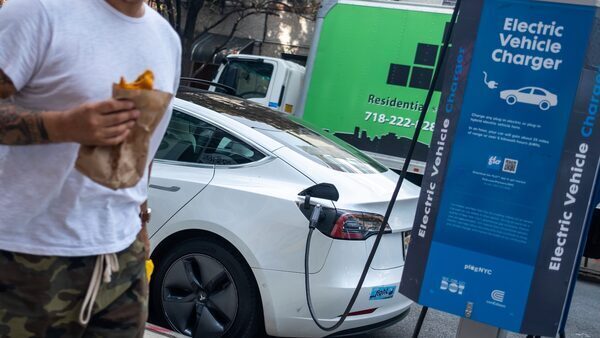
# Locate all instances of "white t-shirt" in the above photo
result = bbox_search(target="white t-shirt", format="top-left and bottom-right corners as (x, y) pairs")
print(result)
(0, 0), (181, 256)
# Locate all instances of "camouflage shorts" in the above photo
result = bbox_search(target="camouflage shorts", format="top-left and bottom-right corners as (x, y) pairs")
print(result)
(0, 233), (148, 338)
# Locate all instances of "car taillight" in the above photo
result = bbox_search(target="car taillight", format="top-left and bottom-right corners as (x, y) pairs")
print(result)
(330, 210), (391, 240)
(296, 203), (392, 241)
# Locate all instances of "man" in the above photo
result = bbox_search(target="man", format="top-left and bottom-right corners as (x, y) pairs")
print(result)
(0, 0), (181, 336)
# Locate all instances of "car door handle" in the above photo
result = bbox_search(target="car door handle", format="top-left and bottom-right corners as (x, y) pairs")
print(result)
(150, 184), (181, 192)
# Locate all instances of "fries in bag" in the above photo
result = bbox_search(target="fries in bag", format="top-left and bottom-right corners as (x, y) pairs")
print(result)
(76, 70), (173, 189)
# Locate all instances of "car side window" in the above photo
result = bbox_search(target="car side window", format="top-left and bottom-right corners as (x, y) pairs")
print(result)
(532, 89), (546, 96)
(155, 111), (214, 163)
(199, 128), (265, 166)
(519, 88), (532, 94)
(156, 110), (265, 166)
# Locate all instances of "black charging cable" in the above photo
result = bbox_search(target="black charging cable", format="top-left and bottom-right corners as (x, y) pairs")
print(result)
(303, 0), (463, 332)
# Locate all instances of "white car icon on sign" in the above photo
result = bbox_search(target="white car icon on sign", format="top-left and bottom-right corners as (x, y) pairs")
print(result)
(499, 86), (558, 111)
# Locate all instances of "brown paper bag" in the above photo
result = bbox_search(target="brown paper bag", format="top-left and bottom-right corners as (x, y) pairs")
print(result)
(75, 85), (173, 190)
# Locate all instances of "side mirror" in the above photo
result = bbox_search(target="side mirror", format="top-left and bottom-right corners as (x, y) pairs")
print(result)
(299, 183), (339, 209)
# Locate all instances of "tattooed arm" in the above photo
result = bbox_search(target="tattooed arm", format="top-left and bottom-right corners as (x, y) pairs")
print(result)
(0, 71), (50, 144)
(0, 69), (140, 146)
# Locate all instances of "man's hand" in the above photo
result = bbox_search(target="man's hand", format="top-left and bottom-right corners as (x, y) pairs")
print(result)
(44, 100), (140, 146)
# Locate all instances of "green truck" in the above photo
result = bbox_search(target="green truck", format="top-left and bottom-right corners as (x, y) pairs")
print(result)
(297, 0), (453, 174)
(213, 0), (454, 174)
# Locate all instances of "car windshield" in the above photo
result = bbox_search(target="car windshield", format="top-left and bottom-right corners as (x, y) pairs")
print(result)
(177, 92), (388, 174)
(216, 60), (273, 99)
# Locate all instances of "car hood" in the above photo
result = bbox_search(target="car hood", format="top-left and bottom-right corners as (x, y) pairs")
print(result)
(275, 147), (420, 232)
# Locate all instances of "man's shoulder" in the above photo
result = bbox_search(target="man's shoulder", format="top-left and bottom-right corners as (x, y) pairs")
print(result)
(3, 0), (50, 20)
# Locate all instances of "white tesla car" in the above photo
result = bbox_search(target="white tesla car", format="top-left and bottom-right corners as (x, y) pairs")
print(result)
(147, 91), (419, 338)
(499, 86), (558, 110)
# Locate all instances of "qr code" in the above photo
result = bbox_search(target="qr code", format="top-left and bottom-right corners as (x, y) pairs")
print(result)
(503, 158), (518, 174)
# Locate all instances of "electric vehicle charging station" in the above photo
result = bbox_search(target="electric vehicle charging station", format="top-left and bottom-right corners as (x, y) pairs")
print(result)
(399, 0), (600, 337)
(201, 0), (600, 336)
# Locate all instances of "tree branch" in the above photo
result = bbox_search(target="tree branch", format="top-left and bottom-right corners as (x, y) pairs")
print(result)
(208, 9), (268, 62)
(194, 9), (243, 41)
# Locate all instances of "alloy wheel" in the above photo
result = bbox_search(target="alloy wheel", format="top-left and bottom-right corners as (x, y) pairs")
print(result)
(161, 254), (238, 338)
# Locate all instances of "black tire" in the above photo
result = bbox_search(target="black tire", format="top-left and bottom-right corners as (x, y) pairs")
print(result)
(149, 237), (263, 338)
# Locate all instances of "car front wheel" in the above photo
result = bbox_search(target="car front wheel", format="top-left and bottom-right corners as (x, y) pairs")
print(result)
(150, 237), (262, 338)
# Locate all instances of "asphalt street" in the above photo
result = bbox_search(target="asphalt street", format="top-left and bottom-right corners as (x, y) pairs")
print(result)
(351, 279), (599, 338)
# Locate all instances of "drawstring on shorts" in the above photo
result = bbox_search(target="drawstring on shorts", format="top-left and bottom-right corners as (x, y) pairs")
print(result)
(78, 253), (119, 325)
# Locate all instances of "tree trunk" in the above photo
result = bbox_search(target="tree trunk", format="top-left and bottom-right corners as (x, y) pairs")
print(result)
(181, 0), (205, 77)
(181, 40), (195, 78)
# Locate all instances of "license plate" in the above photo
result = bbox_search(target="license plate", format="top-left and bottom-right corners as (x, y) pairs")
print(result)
(369, 285), (396, 300)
